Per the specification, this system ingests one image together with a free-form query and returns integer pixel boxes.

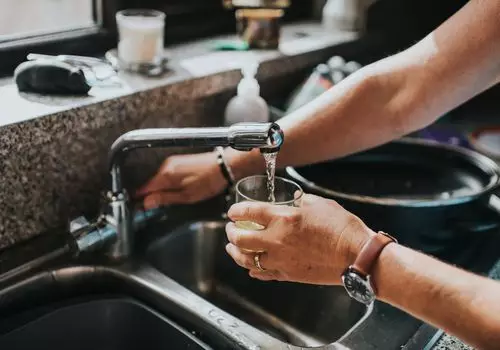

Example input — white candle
[116,9,165,67]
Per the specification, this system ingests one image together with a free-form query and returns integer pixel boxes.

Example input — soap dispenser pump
[224,62,269,126]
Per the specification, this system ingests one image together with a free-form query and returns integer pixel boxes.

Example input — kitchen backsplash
[0,58,314,251]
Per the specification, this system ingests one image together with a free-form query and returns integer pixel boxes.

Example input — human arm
[375,243,500,349]
[227,0,500,179]
[138,0,500,207]
[225,194,500,349]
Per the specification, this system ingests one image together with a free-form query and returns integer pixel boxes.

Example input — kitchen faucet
[70,122,284,260]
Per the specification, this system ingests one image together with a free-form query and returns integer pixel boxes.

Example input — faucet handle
[69,215,97,254]
[69,215,116,255]
[69,216,91,233]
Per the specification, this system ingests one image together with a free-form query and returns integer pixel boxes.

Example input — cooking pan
[285,138,500,252]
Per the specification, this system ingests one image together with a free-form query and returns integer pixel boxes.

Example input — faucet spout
[228,122,284,152]
[105,122,283,260]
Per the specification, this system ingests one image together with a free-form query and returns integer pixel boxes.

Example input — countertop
[0,22,358,128]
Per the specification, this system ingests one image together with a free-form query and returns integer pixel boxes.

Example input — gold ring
[254,252,266,271]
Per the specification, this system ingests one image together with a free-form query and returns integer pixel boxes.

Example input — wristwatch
[341,231,397,305]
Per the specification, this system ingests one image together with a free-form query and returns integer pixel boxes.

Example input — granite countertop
[0,22,357,128]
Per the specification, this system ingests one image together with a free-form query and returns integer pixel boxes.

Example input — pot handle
[489,194,500,215]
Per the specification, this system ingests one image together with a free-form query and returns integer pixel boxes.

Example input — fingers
[136,160,188,198]
[143,191,187,209]
[228,201,275,227]
[249,269,282,281]
[136,173,181,197]
[225,244,280,281]
[225,243,275,272]
[136,173,163,197]
[226,243,258,269]
[226,222,270,252]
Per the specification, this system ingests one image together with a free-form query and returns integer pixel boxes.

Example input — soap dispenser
[224,62,269,126]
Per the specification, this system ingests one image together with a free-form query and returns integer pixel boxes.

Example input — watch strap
[352,232,397,276]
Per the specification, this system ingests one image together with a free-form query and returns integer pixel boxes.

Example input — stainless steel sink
[146,221,370,347]
[0,264,255,350]
[0,298,210,350]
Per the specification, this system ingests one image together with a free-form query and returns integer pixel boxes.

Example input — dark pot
[285,139,500,252]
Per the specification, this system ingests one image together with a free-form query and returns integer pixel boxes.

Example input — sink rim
[0,215,374,350]
[0,258,367,350]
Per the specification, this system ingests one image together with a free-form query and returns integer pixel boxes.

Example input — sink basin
[0,298,211,350]
[147,221,370,347]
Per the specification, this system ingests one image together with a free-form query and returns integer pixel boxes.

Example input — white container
[116,9,165,70]
[224,62,269,126]
[322,0,363,32]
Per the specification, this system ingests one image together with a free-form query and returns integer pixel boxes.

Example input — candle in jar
[116,9,165,66]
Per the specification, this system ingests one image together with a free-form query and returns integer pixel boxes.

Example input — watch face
[342,269,376,305]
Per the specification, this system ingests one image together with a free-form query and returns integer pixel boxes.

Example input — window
[0,0,114,75]
[0,0,95,41]
[0,0,313,76]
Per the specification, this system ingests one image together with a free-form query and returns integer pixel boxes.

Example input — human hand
[225,194,375,285]
[136,152,228,209]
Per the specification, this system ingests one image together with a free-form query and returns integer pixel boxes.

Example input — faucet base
[105,190,133,260]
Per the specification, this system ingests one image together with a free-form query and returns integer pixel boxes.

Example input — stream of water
[263,151,277,203]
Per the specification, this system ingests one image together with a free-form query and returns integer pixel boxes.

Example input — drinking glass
[235,175,303,242]
[116,9,165,73]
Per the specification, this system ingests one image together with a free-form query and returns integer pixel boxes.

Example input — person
[136,1,500,348]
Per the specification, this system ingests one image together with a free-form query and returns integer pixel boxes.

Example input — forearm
[227,0,500,180]
[226,63,428,179]
[374,244,500,349]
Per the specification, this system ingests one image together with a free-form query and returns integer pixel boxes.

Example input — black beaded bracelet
[215,146,235,187]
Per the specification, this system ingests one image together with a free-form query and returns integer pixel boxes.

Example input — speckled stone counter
[0,23,359,250]
[433,335,474,350]
[431,259,500,350]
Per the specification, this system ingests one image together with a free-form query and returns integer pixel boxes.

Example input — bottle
[327,55,347,84]
[284,63,334,113]
[328,55,363,81]
[344,60,362,75]
[224,62,269,126]
[322,0,362,32]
